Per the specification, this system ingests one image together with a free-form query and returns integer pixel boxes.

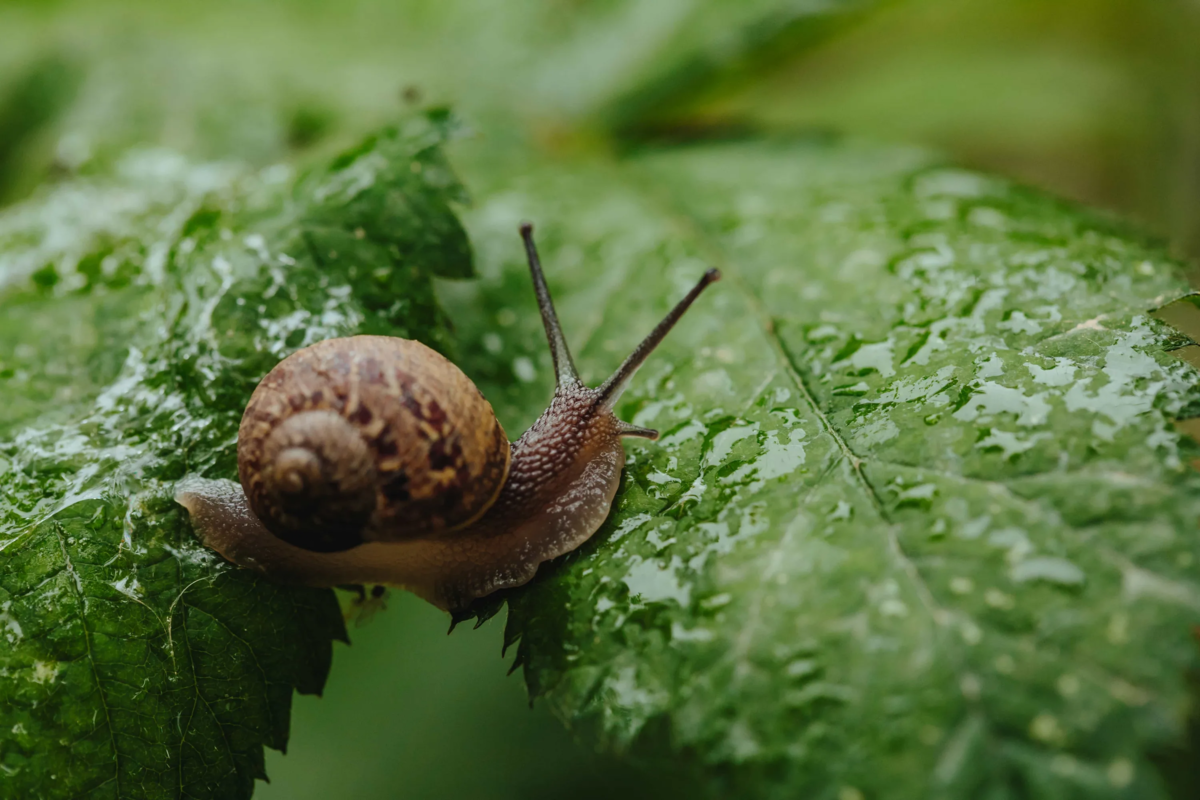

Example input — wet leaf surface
[0,115,468,797]
[441,135,1200,799]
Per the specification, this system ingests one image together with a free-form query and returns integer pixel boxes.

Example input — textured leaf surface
[0,115,469,798]
[440,137,1200,799]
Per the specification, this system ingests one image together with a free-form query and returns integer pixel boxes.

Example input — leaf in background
[0,54,80,203]
[440,134,1200,799]
[594,0,874,139]
[0,113,469,798]
[593,0,1200,259]
[0,0,875,176]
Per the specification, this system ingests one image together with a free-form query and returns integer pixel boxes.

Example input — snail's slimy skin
[178,384,627,611]
[176,223,719,613]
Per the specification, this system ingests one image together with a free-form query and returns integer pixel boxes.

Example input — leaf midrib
[612,150,986,755]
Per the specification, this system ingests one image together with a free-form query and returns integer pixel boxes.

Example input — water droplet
[1026,359,1076,387]
[646,470,678,486]
[998,311,1042,335]
[703,423,758,469]
[893,482,936,511]
[785,658,820,679]
[968,206,1007,229]
[953,381,1051,427]
[828,501,853,522]
[914,169,993,198]
[832,382,870,397]
[840,338,895,378]
[806,324,840,343]
[670,623,714,643]
[512,356,536,383]
[976,353,1004,378]
[609,513,651,543]
[984,589,1014,609]
[988,527,1032,561]
[31,660,59,685]
[623,556,690,607]
[1011,556,1085,588]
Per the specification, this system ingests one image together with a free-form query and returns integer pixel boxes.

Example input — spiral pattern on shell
[237,336,511,553]
[256,410,378,552]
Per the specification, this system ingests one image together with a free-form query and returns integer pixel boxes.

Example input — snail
[176,223,719,612]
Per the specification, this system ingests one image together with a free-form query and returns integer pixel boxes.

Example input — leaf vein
[53,521,123,799]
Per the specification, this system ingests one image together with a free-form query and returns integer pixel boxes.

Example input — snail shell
[237,336,510,552]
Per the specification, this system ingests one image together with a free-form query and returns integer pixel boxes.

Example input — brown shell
[237,336,510,550]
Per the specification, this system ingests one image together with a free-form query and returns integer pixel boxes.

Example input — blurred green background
[2,0,1200,797]
[2,0,1199,257]
[256,593,661,800]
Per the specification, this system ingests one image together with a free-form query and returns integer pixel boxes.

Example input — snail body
[178,224,719,612]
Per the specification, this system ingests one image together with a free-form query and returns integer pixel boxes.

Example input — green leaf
[0,114,469,797]
[440,135,1200,798]
[0,54,80,203]
[595,0,875,138]
[0,0,869,178]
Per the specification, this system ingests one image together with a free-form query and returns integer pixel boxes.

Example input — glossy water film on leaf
[448,136,1200,800]
[0,113,470,799]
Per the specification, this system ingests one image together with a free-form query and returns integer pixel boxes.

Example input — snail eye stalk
[518,222,721,412]
[596,267,721,410]
[520,222,580,388]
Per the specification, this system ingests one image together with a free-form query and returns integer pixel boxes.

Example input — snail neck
[474,385,623,534]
